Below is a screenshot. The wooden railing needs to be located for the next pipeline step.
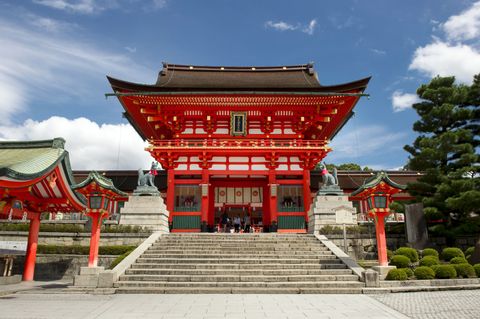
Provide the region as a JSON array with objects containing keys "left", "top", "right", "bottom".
[{"left": 149, "top": 139, "right": 328, "bottom": 149}]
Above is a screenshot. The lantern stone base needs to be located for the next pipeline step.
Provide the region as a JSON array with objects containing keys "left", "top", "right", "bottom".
[
  {"left": 74, "top": 266, "right": 104, "bottom": 287},
  {"left": 308, "top": 195, "right": 357, "bottom": 234},
  {"left": 372, "top": 265, "right": 396, "bottom": 280},
  {"left": 119, "top": 196, "right": 169, "bottom": 232}
]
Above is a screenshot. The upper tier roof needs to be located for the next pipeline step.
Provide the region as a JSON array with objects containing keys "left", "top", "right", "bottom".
[{"left": 107, "top": 62, "right": 370, "bottom": 92}]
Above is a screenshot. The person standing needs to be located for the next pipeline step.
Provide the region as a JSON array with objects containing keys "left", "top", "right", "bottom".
[
  {"left": 220, "top": 211, "right": 228, "bottom": 233},
  {"left": 243, "top": 214, "right": 251, "bottom": 233},
  {"left": 233, "top": 215, "right": 241, "bottom": 233}
]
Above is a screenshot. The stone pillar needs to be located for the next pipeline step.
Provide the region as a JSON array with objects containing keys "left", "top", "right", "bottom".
[{"left": 23, "top": 213, "right": 40, "bottom": 281}]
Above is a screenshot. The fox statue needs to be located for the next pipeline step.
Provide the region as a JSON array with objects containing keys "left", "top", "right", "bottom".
[
  {"left": 137, "top": 168, "right": 156, "bottom": 187},
  {"left": 318, "top": 162, "right": 338, "bottom": 186}
]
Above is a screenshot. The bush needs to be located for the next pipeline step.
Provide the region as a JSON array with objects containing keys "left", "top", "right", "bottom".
[
  {"left": 109, "top": 249, "right": 135, "bottom": 269},
  {"left": 464, "top": 247, "right": 475, "bottom": 256},
  {"left": 37, "top": 244, "right": 136, "bottom": 255},
  {"left": 385, "top": 269, "right": 408, "bottom": 281},
  {"left": 414, "top": 266, "right": 435, "bottom": 279},
  {"left": 387, "top": 249, "right": 394, "bottom": 261},
  {"left": 419, "top": 256, "right": 440, "bottom": 267},
  {"left": 400, "top": 268, "right": 414, "bottom": 278},
  {"left": 432, "top": 265, "right": 457, "bottom": 279},
  {"left": 450, "top": 257, "right": 469, "bottom": 264},
  {"left": 390, "top": 255, "right": 411, "bottom": 268},
  {"left": 422, "top": 248, "right": 439, "bottom": 258},
  {"left": 424, "top": 207, "right": 443, "bottom": 222},
  {"left": 319, "top": 225, "right": 343, "bottom": 235},
  {"left": 474, "top": 264, "right": 480, "bottom": 277},
  {"left": 395, "top": 247, "right": 419, "bottom": 262},
  {"left": 441, "top": 247, "right": 465, "bottom": 261},
  {"left": 453, "top": 264, "right": 476, "bottom": 278}
]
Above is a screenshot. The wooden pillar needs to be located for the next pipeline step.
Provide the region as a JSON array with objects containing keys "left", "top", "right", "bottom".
[
  {"left": 88, "top": 212, "right": 104, "bottom": 267},
  {"left": 166, "top": 169, "right": 175, "bottom": 222},
  {"left": 303, "top": 169, "right": 311, "bottom": 222},
  {"left": 201, "top": 169, "right": 209, "bottom": 226},
  {"left": 268, "top": 170, "right": 277, "bottom": 224},
  {"left": 23, "top": 213, "right": 40, "bottom": 281},
  {"left": 374, "top": 212, "right": 389, "bottom": 267}
]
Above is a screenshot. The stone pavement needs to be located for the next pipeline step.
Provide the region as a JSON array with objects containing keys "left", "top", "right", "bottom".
[
  {"left": 370, "top": 290, "right": 480, "bottom": 319},
  {"left": 0, "top": 293, "right": 408, "bottom": 319}
]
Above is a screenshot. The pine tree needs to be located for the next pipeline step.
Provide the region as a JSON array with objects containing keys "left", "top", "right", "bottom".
[{"left": 404, "top": 75, "right": 480, "bottom": 222}]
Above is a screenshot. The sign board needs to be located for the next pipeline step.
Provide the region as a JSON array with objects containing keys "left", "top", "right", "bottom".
[
  {"left": 0, "top": 241, "right": 27, "bottom": 253},
  {"left": 335, "top": 209, "right": 353, "bottom": 224}
]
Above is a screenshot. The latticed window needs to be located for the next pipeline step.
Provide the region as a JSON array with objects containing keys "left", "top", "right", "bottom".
[
  {"left": 277, "top": 185, "right": 304, "bottom": 212},
  {"left": 174, "top": 185, "right": 201, "bottom": 212},
  {"left": 231, "top": 112, "right": 247, "bottom": 136}
]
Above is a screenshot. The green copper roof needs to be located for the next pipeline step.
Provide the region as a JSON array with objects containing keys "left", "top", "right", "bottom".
[
  {"left": 0, "top": 138, "right": 68, "bottom": 180},
  {"left": 350, "top": 171, "right": 407, "bottom": 196},
  {"left": 73, "top": 171, "right": 128, "bottom": 197}
]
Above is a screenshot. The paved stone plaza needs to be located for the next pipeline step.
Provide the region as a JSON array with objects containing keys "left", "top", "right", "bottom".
[{"left": 0, "top": 290, "right": 478, "bottom": 319}]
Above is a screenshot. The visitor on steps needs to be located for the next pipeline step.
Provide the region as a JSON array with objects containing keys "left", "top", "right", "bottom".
[
  {"left": 220, "top": 212, "right": 228, "bottom": 233},
  {"left": 243, "top": 214, "right": 251, "bottom": 233},
  {"left": 233, "top": 215, "right": 241, "bottom": 233}
]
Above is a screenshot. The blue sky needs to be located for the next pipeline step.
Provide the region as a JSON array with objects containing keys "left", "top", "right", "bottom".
[{"left": 0, "top": 0, "right": 479, "bottom": 170}]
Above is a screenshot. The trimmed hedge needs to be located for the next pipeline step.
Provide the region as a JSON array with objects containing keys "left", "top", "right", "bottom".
[
  {"left": 414, "top": 266, "right": 435, "bottom": 280},
  {"left": 400, "top": 268, "right": 414, "bottom": 278},
  {"left": 453, "top": 264, "right": 476, "bottom": 278},
  {"left": 37, "top": 245, "right": 136, "bottom": 255},
  {"left": 465, "top": 247, "right": 475, "bottom": 256},
  {"left": 422, "top": 248, "right": 439, "bottom": 258},
  {"left": 390, "top": 255, "right": 411, "bottom": 268},
  {"left": 474, "top": 264, "right": 480, "bottom": 277},
  {"left": 0, "top": 223, "right": 149, "bottom": 233},
  {"left": 109, "top": 249, "right": 135, "bottom": 269},
  {"left": 431, "top": 265, "right": 457, "bottom": 279},
  {"left": 450, "top": 257, "right": 469, "bottom": 264},
  {"left": 419, "top": 256, "right": 440, "bottom": 267},
  {"left": 387, "top": 249, "right": 394, "bottom": 261},
  {"left": 385, "top": 269, "right": 408, "bottom": 281},
  {"left": 395, "top": 247, "right": 419, "bottom": 262},
  {"left": 441, "top": 247, "right": 465, "bottom": 261}
]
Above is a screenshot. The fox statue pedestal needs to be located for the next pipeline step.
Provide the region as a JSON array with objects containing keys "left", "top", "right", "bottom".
[
  {"left": 119, "top": 196, "right": 169, "bottom": 232},
  {"left": 308, "top": 194, "right": 357, "bottom": 234}
]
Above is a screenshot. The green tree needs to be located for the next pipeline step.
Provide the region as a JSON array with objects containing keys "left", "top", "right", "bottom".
[
  {"left": 404, "top": 75, "right": 480, "bottom": 223},
  {"left": 336, "top": 163, "right": 362, "bottom": 170}
]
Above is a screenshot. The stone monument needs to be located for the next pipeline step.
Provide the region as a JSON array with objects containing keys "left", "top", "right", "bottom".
[
  {"left": 118, "top": 162, "right": 169, "bottom": 232},
  {"left": 308, "top": 163, "right": 357, "bottom": 234}
]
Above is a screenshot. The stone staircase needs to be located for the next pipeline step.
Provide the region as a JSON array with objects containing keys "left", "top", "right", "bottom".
[{"left": 115, "top": 233, "right": 364, "bottom": 293}]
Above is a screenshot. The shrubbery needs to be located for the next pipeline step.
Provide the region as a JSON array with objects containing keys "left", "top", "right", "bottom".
[
  {"left": 422, "top": 248, "right": 439, "bottom": 258},
  {"left": 414, "top": 266, "right": 435, "bottom": 279},
  {"left": 385, "top": 269, "right": 408, "bottom": 281},
  {"left": 389, "top": 255, "right": 411, "bottom": 268},
  {"left": 400, "top": 268, "right": 414, "bottom": 278},
  {"left": 0, "top": 223, "right": 149, "bottom": 233},
  {"left": 109, "top": 248, "right": 135, "bottom": 269},
  {"left": 387, "top": 249, "right": 394, "bottom": 261},
  {"left": 395, "top": 247, "right": 419, "bottom": 262},
  {"left": 453, "top": 264, "right": 476, "bottom": 278},
  {"left": 419, "top": 256, "right": 439, "bottom": 267},
  {"left": 431, "top": 265, "right": 457, "bottom": 279},
  {"left": 37, "top": 245, "right": 136, "bottom": 255},
  {"left": 441, "top": 247, "right": 465, "bottom": 261},
  {"left": 465, "top": 247, "right": 475, "bottom": 256},
  {"left": 474, "top": 264, "right": 480, "bottom": 277},
  {"left": 450, "top": 257, "right": 469, "bottom": 264}
]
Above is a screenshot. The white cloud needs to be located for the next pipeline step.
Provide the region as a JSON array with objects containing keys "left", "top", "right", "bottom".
[
  {"left": 33, "top": 0, "right": 100, "bottom": 14},
  {"left": 0, "top": 17, "right": 151, "bottom": 123},
  {"left": 124, "top": 46, "right": 137, "bottom": 53},
  {"left": 265, "top": 20, "right": 298, "bottom": 31},
  {"left": 391, "top": 90, "right": 420, "bottom": 112},
  {"left": 327, "top": 125, "right": 407, "bottom": 163},
  {"left": 302, "top": 19, "right": 317, "bottom": 35},
  {"left": 443, "top": 1, "right": 480, "bottom": 41},
  {"left": 265, "top": 19, "right": 316, "bottom": 35},
  {"left": 409, "top": 40, "right": 480, "bottom": 83},
  {"left": 370, "top": 48, "right": 386, "bottom": 55},
  {"left": 0, "top": 116, "right": 152, "bottom": 170},
  {"left": 152, "top": 0, "right": 167, "bottom": 9}
]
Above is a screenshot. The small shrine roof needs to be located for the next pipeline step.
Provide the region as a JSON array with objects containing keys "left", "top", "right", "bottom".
[
  {"left": 0, "top": 138, "right": 68, "bottom": 180},
  {"left": 73, "top": 171, "right": 128, "bottom": 198},
  {"left": 350, "top": 171, "right": 407, "bottom": 196},
  {"left": 107, "top": 62, "right": 370, "bottom": 92}
]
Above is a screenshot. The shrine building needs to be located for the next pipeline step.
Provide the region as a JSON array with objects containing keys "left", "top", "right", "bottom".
[{"left": 107, "top": 63, "right": 370, "bottom": 233}]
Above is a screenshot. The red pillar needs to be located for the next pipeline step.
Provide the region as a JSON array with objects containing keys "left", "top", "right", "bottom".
[
  {"left": 88, "top": 212, "right": 103, "bottom": 267},
  {"left": 166, "top": 169, "right": 175, "bottom": 223},
  {"left": 374, "top": 212, "right": 389, "bottom": 266},
  {"left": 23, "top": 213, "right": 40, "bottom": 281},
  {"left": 268, "top": 170, "right": 277, "bottom": 224},
  {"left": 201, "top": 169, "right": 209, "bottom": 224},
  {"left": 303, "top": 169, "right": 311, "bottom": 222}
]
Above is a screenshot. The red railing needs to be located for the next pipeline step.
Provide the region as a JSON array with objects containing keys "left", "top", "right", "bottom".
[{"left": 149, "top": 139, "right": 328, "bottom": 149}]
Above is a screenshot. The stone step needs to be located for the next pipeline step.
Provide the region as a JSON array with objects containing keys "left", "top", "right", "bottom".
[
  {"left": 119, "top": 274, "right": 359, "bottom": 282},
  {"left": 129, "top": 263, "right": 348, "bottom": 270},
  {"left": 147, "top": 247, "right": 331, "bottom": 252},
  {"left": 115, "top": 287, "right": 363, "bottom": 294},
  {"left": 135, "top": 257, "right": 339, "bottom": 264},
  {"left": 140, "top": 252, "right": 334, "bottom": 258},
  {"left": 125, "top": 268, "right": 354, "bottom": 276}
]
